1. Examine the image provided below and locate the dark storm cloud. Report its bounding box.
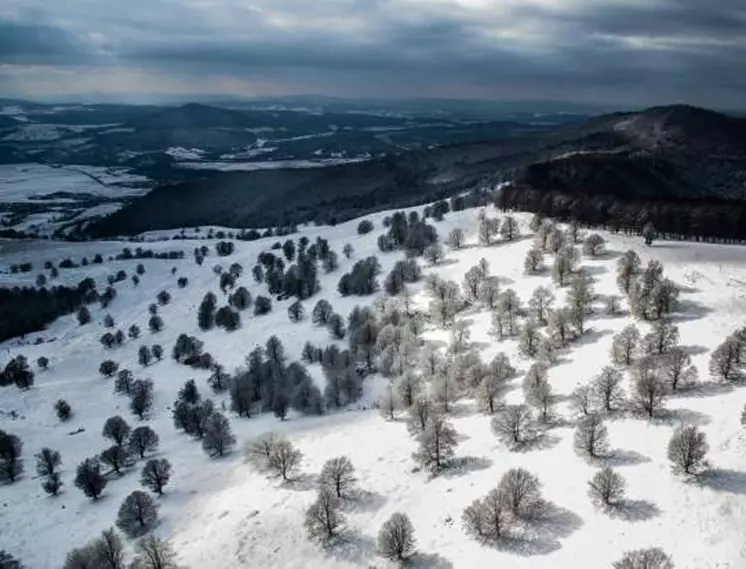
[0,0,745,106]
[0,19,92,64]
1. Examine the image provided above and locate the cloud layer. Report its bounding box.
[0,0,744,107]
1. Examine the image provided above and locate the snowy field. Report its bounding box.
[0,164,149,202]
[1,205,746,568]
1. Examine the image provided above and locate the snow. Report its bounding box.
[3,125,66,141]
[178,158,367,171]
[1,206,746,568]
[0,164,150,202]
[165,147,206,161]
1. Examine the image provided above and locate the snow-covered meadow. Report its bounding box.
[1,205,746,568]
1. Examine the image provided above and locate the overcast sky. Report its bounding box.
[0,0,744,108]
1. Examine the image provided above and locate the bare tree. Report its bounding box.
[116,491,158,537]
[496,288,522,336]
[432,373,459,414]
[567,270,594,334]
[662,347,698,391]
[395,372,422,409]
[102,416,131,447]
[463,489,513,543]
[93,528,125,569]
[140,459,171,495]
[491,404,533,447]
[616,250,641,295]
[378,513,417,561]
[128,426,159,459]
[547,307,574,346]
[445,228,465,250]
[100,445,133,475]
[667,424,709,476]
[547,227,566,253]
[319,456,356,498]
[407,398,432,436]
[588,468,626,507]
[202,412,236,457]
[574,414,610,458]
[478,217,499,246]
[462,265,486,304]
[524,375,553,423]
[424,243,445,266]
[413,413,458,474]
[643,320,680,355]
[552,246,577,287]
[74,458,107,500]
[605,295,622,316]
[523,247,545,275]
[130,536,180,569]
[305,489,344,542]
[518,320,543,358]
[633,360,668,418]
[500,216,520,241]
[611,325,640,365]
[528,286,554,325]
[246,432,279,470]
[498,468,544,518]
[477,277,501,309]
[35,447,61,477]
[613,548,674,569]
[709,336,743,381]
[570,384,595,416]
[478,375,502,414]
[268,439,303,481]
[378,384,397,421]
[592,366,626,413]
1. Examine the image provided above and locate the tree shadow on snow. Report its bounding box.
[512,432,562,454]
[441,455,493,478]
[670,380,734,400]
[608,499,661,522]
[281,472,318,492]
[696,468,746,495]
[324,531,377,565]
[582,265,607,278]
[343,489,386,513]
[670,300,714,323]
[573,328,614,348]
[408,552,454,569]
[680,344,710,356]
[652,407,711,426]
[495,503,584,557]
[600,449,651,468]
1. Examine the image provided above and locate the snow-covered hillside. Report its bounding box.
[2,206,746,569]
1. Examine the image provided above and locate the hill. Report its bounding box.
[88,105,746,240]
[2,204,746,568]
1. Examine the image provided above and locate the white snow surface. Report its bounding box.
[165,147,207,161]
[1,207,746,568]
[0,164,150,201]
[178,157,367,171]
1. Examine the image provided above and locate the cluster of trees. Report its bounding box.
[229,336,324,419]
[255,238,325,301]
[709,327,746,382]
[384,259,422,295]
[63,530,180,569]
[615,252,679,320]
[173,381,237,457]
[0,355,34,389]
[377,210,439,257]
[476,209,520,246]
[338,257,381,296]
[0,277,97,342]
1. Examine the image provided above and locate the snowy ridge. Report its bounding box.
[1,207,746,568]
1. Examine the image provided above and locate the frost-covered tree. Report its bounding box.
[327,313,346,340]
[582,234,605,257]
[305,489,344,542]
[667,424,708,476]
[498,468,544,518]
[495,288,522,336]
[462,265,486,304]
[478,217,499,246]
[523,247,544,275]
[592,366,625,413]
[518,320,543,358]
[611,325,641,366]
[643,320,680,356]
[616,250,642,295]
[431,373,459,414]
[500,215,519,241]
[269,438,303,481]
[477,374,503,414]
[633,360,668,418]
[288,300,304,322]
[140,458,171,495]
[116,491,158,537]
[424,243,445,266]
[567,270,594,334]
[552,245,579,287]
[574,414,610,458]
[613,548,673,569]
[378,513,416,561]
[547,307,574,346]
[378,383,397,421]
[413,413,458,474]
[128,426,159,459]
[588,468,626,507]
[446,228,465,250]
[396,372,422,409]
[477,277,500,309]
[523,370,553,423]
[643,222,657,246]
[528,286,554,326]
[312,299,333,326]
[661,347,697,391]
[319,456,356,498]
[406,398,432,436]
[570,384,596,416]
[74,458,107,500]
[491,404,533,447]
[709,335,743,381]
